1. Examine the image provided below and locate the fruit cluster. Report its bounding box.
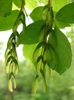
[5,10,26,92]
[33,4,58,93]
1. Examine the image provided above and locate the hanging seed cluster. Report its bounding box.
[5,10,26,92]
[33,5,58,93]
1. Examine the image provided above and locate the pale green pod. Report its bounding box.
[5,56,12,66]
[43,77,47,93]
[46,11,52,25]
[5,65,10,73]
[33,48,40,62]
[48,30,57,48]
[38,28,45,42]
[15,64,19,75]
[36,56,43,75]
[8,79,13,92]
[46,7,53,25]
[13,78,16,89]
[33,43,42,62]
[41,5,48,20]
[43,48,52,63]
[16,35,20,47]
[36,61,41,75]
[32,75,39,93]
[40,69,47,92]
[43,66,46,78]
[12,47,17,59]
[9,65,13,73]
[7,33,14,49]
[50,48,58,65]
[47,65,51,78]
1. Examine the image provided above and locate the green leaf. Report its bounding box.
[19,20,45,44]
[30,6,43,21]
[0,0,12,17]
[55,20,70,28]
[25,0,38,10]
[23,44,37,61]
[49,26,72,74]
[13,0,23,8]
[56,2,74,23]
[0,10,19,31]
[52,0,69,12]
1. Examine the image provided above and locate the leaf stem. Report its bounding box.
[48,0,52,6]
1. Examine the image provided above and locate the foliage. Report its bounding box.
[0,0,73,92]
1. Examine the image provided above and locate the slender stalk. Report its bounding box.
[20,0,25,11]
[48,0,52,6]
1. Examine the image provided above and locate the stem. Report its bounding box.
[48,0,52,6]
[20,0,25,11]
[13,0,25,32]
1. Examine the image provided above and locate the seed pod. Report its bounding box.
[43,77,47,93]
[16,35,19,47]
[46,11,52,25]
[48,30,57,48]
[5,65,10,73]
[43,65,46,78]
[13,78,16,89]
[33,42,42,62]
[12,47,17,58]
[36,56,42,75]
[41,5,48,20]
[47,65,51,78]
[8,79,13,92]
[43,48,52,63]
[7,33,14,49]
[40,69,47,92]
[15,64,19,75]
[32,75,39,93]
[46,7,53,25]
[38,28,45,42]
[5,56,12,66]
[50,47,58,65]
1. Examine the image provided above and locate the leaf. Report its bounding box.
[23,44,37,61]
[53,12,70,28]
[49,26,72,74]
[13,0,23,8]
[0,0,12,17]
[56,2,74,23]
[30,6,43,21]
[19,20,45,44]
[25,0,38,10]
[55,20,70,28]
[52,0,69,12]
[0,10,19,31]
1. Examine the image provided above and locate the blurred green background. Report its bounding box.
[0,28,74,100]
